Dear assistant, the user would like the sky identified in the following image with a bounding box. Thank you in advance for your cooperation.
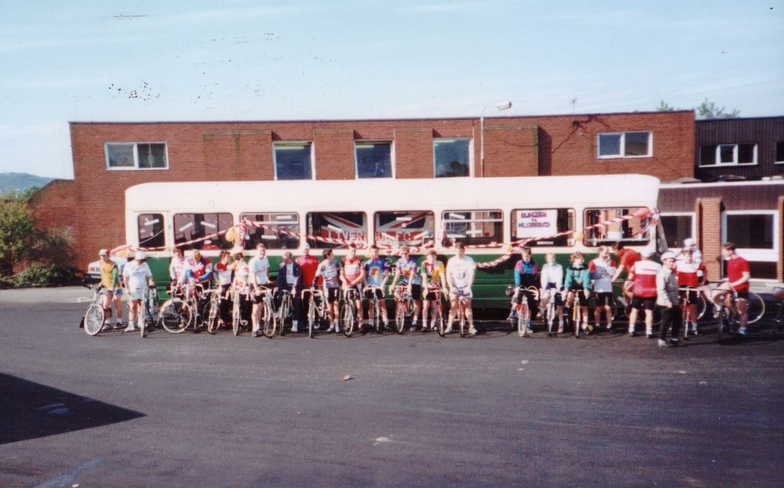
[1,0,783,179]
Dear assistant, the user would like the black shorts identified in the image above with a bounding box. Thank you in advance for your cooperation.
[543,285,563,306]
[364,288,385,300]
[679,289,699,305]
[594,292,613,307]
[409,284,422,301]
[326,287,340,303]
[631,296,657,311]
[424,287,442,301]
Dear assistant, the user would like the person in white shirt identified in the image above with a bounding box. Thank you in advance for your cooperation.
[678,238,703,265]
[445,243,477,335]
[122,251,155,333]
[248,243,271,337]
[540,253,565,333]
[589,246,617,330]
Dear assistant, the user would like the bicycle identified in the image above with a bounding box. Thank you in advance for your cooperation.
[611,282,662,329]
[302,288,327,338]
[202,288,224,335]
[508,286,539,338]
[231,287,250,336]
[711,282,766,343]
[567,289,587,338]
[679,286,707,338]
[159,283,205,334]
[254,286,278,338]
[392,285,414,334]
[364,286,386,334]
[542,288,563,336]
[83,284,111,336]
[275,288,294,336]
[771,287,784,339]
[340,288,360,337]
[429,289,447,338]
[140,285,160,338]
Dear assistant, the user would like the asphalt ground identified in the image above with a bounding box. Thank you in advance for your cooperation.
[0,287,783,487]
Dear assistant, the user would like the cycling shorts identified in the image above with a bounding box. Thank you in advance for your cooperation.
[409,284,422,301]
[424,288,441,301]
[593,292,613,307]
[542,288,564,306]
[678,289,699,305]
[326,287,340,303]
[631,296,656,311]
[364,288,385,299]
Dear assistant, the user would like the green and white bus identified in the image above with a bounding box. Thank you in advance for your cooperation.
[123,174,663,308]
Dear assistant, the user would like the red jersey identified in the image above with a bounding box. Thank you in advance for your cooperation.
[296,254,320,287]
[342,256,363,285]
[675,260,706,288]
[726,255,750,293]
[618,248,641,274]
[629,260,660,298]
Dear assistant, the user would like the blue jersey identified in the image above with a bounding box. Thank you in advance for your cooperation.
[364,258,389,287]
[396,257,422,285]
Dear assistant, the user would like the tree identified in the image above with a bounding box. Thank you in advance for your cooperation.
[0,201,37,277]
[655,100,678,112]
[695,98,740,119]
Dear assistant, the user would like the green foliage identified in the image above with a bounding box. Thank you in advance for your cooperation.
[656,100,678,112]
[0,201,37,277]
[695,98,740,119]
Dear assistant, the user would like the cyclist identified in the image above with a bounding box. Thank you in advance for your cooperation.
[612,241,640,308]
[421,249,447,331]
[214,250,234,329]
[363,244,390,329]
[249,243,272,337]
[564,251,590,332]
[445,242,477,335]
[589,245,617,330]
[275,251,301,332]
[231,248,252,327]
[183,249,213,287]
[627,249,661,337]
[678,237,703,264]
[715,242,751,335]
[389,245,423,331]
[296,243,320,326]
[122,251,155,333]
[340,243,365,330]
[675,248,707,336]
[509,247,539,334]
[315,249,342,333]
[98,249,123,328]
[656,251,681,347]
[169,246,187,288]
[540,252,565,333]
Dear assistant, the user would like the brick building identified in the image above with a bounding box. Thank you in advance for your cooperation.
[34,111,695,270]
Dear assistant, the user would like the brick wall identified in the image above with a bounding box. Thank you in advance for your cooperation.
[28,180,77,238]
[697,197,724,281]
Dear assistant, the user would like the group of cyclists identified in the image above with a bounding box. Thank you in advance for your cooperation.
[95,237,752,344]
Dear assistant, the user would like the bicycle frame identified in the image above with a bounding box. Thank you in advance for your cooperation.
[302,288,326,338]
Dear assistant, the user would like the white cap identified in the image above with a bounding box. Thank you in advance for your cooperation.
[661,251,676,261]
[641,249,655,258]
[303,243,311,250]
[683,238,695,247]
[98,249,108,256]
[135,251,147,260]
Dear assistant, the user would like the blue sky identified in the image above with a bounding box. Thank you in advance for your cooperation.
[2,0,782,179]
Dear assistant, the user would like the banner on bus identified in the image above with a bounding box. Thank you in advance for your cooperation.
[515,210,557,239]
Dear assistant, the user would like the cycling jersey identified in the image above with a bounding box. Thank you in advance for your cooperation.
[422,260,445,289]
[169,255,187,282]
[675,260,706,288]
[617,248,641,274]
[233,261,250,292]
[342,256,363,286]
[215,261,234,286]
[630,260,661,298]
[446,255,475,289]
[99,259,119,289]
[364,258,389,287]
[396,257,422,285]
[296,254,319,287]
[248,255,270,286]
[564,265,590,292]
[539,263,563,290]
[123,260,152,293]
[185,256,213,284]
[726,255,750,293]
[514,259,539,288]
[589,257,616,293]
[316,259,341,289]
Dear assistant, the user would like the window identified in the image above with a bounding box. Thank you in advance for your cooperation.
[173,213,234,251]
[597,132,651,158]
[434,139,471,177]
[583,207,651,246]
[511,209,575,247]
[374,211,435,248]
[722,211,778,280]
[137,213,165,249]
[356,142,392,178]
[274,143,313,180]
[441,210,503,247]
[240,212,300,250]
[660,213,695,249]
[106,143,167,169]
[699,143,757,166]
[306,212,366,249]
[775,142,784,164]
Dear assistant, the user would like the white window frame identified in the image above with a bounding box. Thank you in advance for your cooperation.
[596,131,652,159]
[659,211,696,250]
[434,138,473,178]
[105,142,168,170]
[699,143,758,167]
[354,141,395,179]
[721,210,778,267]
[273,142,315,180]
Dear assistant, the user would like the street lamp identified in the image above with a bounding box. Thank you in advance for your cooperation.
[480,101,512,177]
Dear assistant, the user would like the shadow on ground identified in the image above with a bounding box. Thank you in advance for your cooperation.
[0,373,144,445]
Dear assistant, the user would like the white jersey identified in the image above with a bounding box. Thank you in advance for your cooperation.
[540,263,564,289]
[248,256,270,286]
[446,255,475,290]
[123,260,152,292]
[677,247,703,265]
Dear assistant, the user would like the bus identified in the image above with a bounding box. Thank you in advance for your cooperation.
[123,174,663,308]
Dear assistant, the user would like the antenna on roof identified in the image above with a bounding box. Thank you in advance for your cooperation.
[571,98,578,126]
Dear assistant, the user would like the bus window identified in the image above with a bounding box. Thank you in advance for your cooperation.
[374,211,435,248]
[240,212,300,250]
[137,213,165,249]
[511,209,574,247]
[173,213,234,251]
[441,210,503,247]
[584,207,650,246]
[307,212,367,249]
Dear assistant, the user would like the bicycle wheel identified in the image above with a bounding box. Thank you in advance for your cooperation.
[547,300,556,336]
[308,301,316,338]
[746,292,765,325]
[459,306,465,338]
[395,305,406,334]
[160,299,192,333]
[261,300,276,338]
[232,296,242,336]
[279,297,290,336]
[573,301,582,338]
[342,301,355,337]
[696,294,707,320]
[84,303,104,336]
[373,300,381,334]
[203,299,220,334]
[518,305,527,337]
[717,307,728,343]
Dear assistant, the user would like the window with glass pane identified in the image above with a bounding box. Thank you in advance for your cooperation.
[624,132,650,156]
[106,142,168,169]
[274,143,312,180]
[699,145,717,166]
[138,143,167,168]
[356,142,392,178]
[173,213,234,250]
[583,208,650,246]
[598,134,621,157]
[240,213,300,250]
[441,210,503,247]
[511,209,574,247]
[375,211,435,248]
[598,132,651,158]
[106,144,135,168]
[738,144,756,164]
[726,214,774,249]
[434,139,470,178]
[306,212,366,249]
[776,142,784,163]
[138,213,165,248]
[660,215,693,248]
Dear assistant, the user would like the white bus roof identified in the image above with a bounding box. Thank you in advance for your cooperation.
[126,174,660,212]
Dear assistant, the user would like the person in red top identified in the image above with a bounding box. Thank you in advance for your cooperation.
[296,243,320,324]
[340,243,365,328]
[612,241,641,307]
[675,248,707,336]
[626,249,661,337]
[716,242,751,335]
